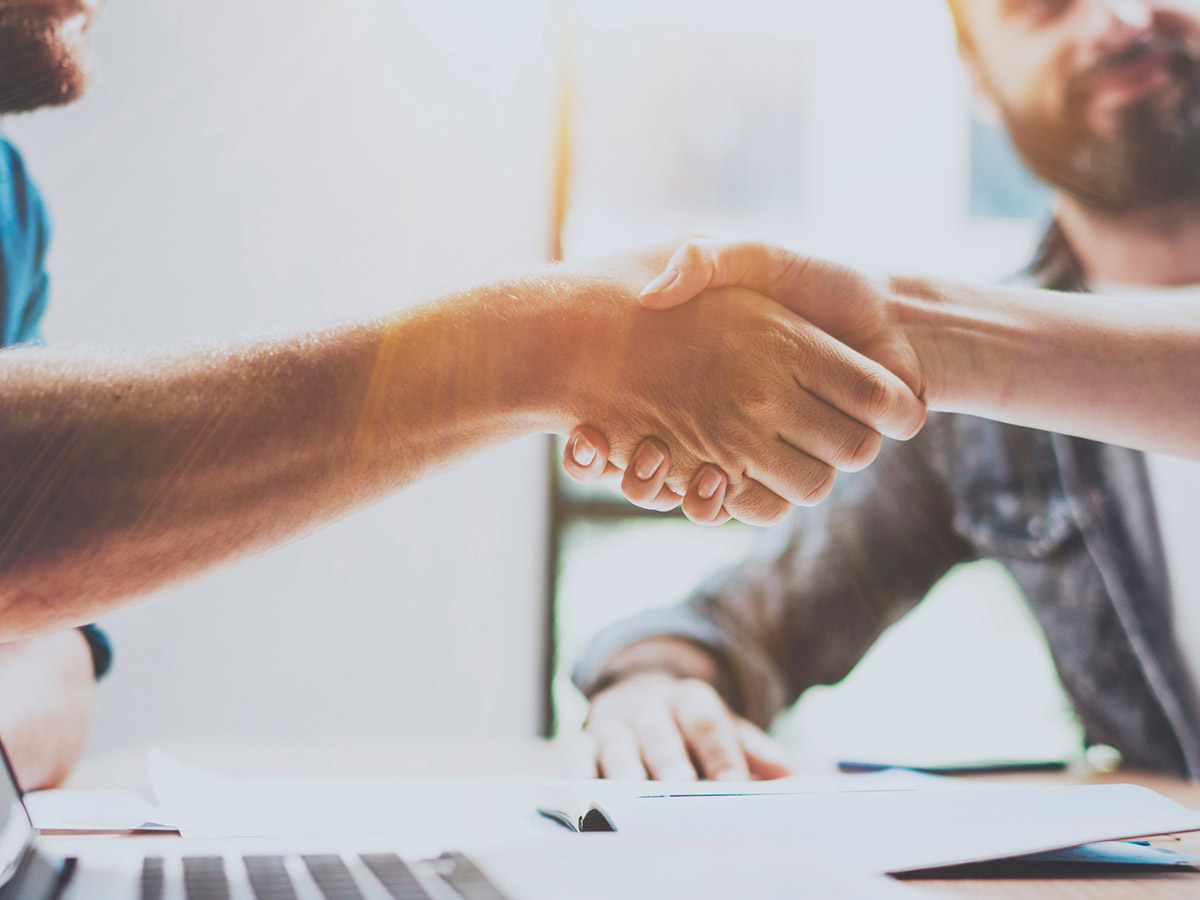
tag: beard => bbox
[0,3,92,114]
[1002,25,1200,216]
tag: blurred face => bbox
[0,0,101,113]
[961,1,1200,213]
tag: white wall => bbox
[5,0,560,752]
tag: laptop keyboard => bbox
[181,857,230,900]
[140,857,166,900]
[140,852,503,900]
[244,856,299,900]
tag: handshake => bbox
[555,237,933,526]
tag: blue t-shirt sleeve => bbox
[77,625,113,680]
[0,137,50,347]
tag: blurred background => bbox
[5,0,1080,767]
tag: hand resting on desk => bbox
[576,670,791,782]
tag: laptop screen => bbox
[0,735,35,888]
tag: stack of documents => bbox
[27,751,1200,883]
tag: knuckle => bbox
[854,370,898,423]
[902,401,929,441]
[699,742,736,768]
[772,246,812,290]
[736,380,776,419]
[630,707,670,736]
[839,425,883,471]
[800,465,838,507]
[757,502,794,526]
[674,677,720,710]
[680,239,711,268]
[685,715,722,743]
[725,483,791,527]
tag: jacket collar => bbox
[1025,219,1089,293]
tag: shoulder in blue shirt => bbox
[0,136,50,347]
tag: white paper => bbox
[149,750,1200,875]
[148,750,560,847]
[470,836,921,900]
[545,779,1200,873]
[23,790,168,833]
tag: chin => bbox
[0,4,93,113]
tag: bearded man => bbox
[575,0,1200,782]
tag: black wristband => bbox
[77,624,113,680]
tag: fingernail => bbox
[634,443,665,480]
[698,468,723,500]
[640,267,680,297]
[714,768,749,782]
[572,434,596,467]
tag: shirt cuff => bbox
[571,607,729,698]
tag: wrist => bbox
[518,262,636,435]
[885,274,962,410]
[430,267,603,435]
[886,275,1045,417]
[589,636,725,698]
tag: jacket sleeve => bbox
[574,414,976,727]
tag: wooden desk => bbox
[67,738,1200,900]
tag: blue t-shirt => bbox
[0,137,49,346]
[0,137,111,678]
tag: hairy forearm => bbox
[0,631,96,790]
[892,276,1200,457]
[0,273,582,637]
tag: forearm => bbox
[0,273,580,637]
[0,631,96,790]
[892,276,1200,457]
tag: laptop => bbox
[0,734,511,900]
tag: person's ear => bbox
[959,42,1004,126]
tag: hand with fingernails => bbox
[562,238,927,525]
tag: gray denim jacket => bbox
[574,223,1200,779]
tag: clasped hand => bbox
[564,238,928,525]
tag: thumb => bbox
[638,241,719,309]
[639,238,808,310]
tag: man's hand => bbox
[639,238,926,394]
[575,672,792,781]
[558,241,926,526]
[0,631,96,790]
[563,238,929,524]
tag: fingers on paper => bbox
[594,725,649,781]
[672,681,751,782]
[736,720,793,780]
